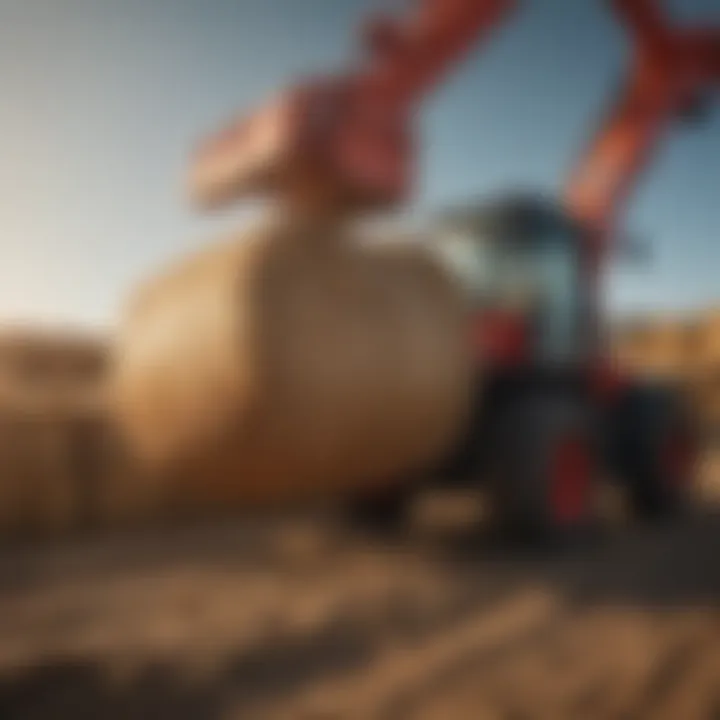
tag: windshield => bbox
[433,226,576,307]
[433,217,585,361]
[522,233,581,358]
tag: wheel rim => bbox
[550,435,591,525]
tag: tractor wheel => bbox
[488,393,598,546]
[609,383,697,521]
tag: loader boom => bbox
[189,0,516,211]
[565,0,720,264]
[359,0,515,107]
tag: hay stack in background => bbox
[0,329,106,408]
[0,328,174,535]
[111,217,475,515]
[611,310,720,441]
[611,316,698,381]
[687,309,720,376]
[685,310,720,436]
[0,330,112,536]
[0,407,94,535]
[686,368,720,433]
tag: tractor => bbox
[187,0,719,541]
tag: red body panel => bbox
[590,357,630,405]
[471,310,528,368]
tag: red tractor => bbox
[188,0,720,542]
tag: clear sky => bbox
[0,0,718,329]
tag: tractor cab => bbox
[432,194,594,368]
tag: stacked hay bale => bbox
[693,310,720,369]
[110,216,475,517]
[612,310,720,441]
[0,329,136,537]
[683,310,720,435]
[611,316,696,381]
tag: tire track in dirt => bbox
[3,508,720,719]
[633,619,720,720]
[280,590,561,720]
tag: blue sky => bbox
[0,0,718,328]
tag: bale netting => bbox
[110,217,476,513]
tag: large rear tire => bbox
[608,382,696,521]
[488,392,598,545]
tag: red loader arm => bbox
[189,0,516,213]
[565,0,720,263]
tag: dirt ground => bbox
[2,489,720,720]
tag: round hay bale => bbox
[110,218,475,513]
